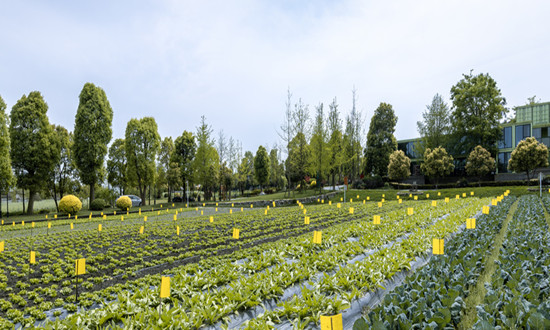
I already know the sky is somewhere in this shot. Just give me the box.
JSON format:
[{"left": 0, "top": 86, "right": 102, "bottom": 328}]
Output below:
[{"left": 1, "top": 0, "right": 549, "bottom": 155}]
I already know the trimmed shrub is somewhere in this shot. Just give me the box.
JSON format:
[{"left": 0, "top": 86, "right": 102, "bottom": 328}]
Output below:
[
  {"left": 90, "top": 199, "right": 105, "bottom": 211},
  {"left": 58, "top": 195, "right": 82, "bottom": 215},
  {"left": 116, "top": 196, "right": 132, "bottom": 210}
]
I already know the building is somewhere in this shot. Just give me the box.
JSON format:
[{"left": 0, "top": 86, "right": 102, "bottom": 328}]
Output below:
[{"left": 397, "top": 102, "right": 550, "bottom": 179}]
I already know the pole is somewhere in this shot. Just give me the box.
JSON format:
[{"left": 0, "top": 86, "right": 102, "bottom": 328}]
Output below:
[
  {"left": 540, "top": 171, "right": 543, "bottom": 198},
  {"left": 186, "top": 180, "right": 189, "bottom": 207}
]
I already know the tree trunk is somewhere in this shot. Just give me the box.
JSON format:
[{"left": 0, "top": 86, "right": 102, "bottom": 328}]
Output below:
[
  {"left": 27, "top": 189, "right": 35, "bottom": 215},
  {"left": 0, "top": 189, "right": 2, "bottom": 218},
  {"left": 89, "top": 184, "right": 95, "bottom": 209},
  {"left": 22, "top": 189, "right": 25, "bottom": 214}
]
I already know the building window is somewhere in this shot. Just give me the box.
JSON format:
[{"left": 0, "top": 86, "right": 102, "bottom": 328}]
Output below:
[
  {"left": 499, "top": 127, "right": 512, "bottom": 149},
  {"left": 515, "top": 124, "right": 531, "bottom": 147},
  {"left": 498, "top": 152, "right": 511, "bottom": 173},
  {"left": 533, "top": 126, "right": 550, "bottom": 148}
]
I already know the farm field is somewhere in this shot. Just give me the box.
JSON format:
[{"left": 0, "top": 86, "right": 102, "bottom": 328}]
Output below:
[{"left": 0, "top": 190, "right": 545, "bottom": 329}]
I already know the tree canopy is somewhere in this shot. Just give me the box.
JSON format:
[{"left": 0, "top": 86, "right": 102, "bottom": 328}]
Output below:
[
  {"left": 450, "top": 71, "right": 507, "bottom": 156},
  {"left": 125, "top": 117, "right": 161, "bottom": 203},
  {"left": 73, "top": 83, "right": 113, "bottom": 206},
  {"left": 107, "top": 138, "right": 126, "bottom": 195},
  {"left": 254, "top": 145, "right": 270, "bottom": 189},
  {"left": 10, "top": 91, "right": 58, "bottom": 214},
  {"left": 365, "top": 102, "right": 397, "bottom": 177},
  {"left": 388, "top": 150, "right": 411, "bottom": 181},
  {"left": 417, "top": 93, "right": 451, "bottom": 155},
  {"left": 508, "top": 137, "right": 549, "bottom": 183},
  {"left": 0, "top": 95, "right": 14, "bottom": 217},
  {"left": 465, "top": 145, "right": 495, "bottom": 185},
  {"left": 420, "top": 147, "right": 454, "bottom": 188}
]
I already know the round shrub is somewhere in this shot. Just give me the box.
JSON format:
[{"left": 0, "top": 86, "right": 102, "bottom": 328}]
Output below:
[
  {"left": 90, "top": 199, "right": 105, "bottom": 211},
  {"left": 116, "top": 196, "right": 132, "bottom": 210},
  {"left": 58, "top": 195, "right": 82, "bottom": 215}
]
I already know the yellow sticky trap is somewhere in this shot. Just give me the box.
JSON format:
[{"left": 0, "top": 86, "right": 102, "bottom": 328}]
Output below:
[
  {"left": 241, "top": 207, "right": 243, "bottom": 212},
  {"left": 75, "top": 258, "right": 86, "bottom": 275},
  {"left": 172, "top": 203, "right": 175, "bottom": 207},
  {"left": 22, "top": 221, "right": 24, "bottom": 226},
  {"left": 491, "top": 199, "right": 497, "bottom": 206},
  {"left": 267, "top": 206, "right": 270, "bottom": 210},
  {"left": 273, "top": 202, "right": 276, "bottom": 207},
  {"left": 69, "top": 214, "right": 71, "bottom": 218},
  {"left": 317, "top": 199, "right": 320, "bottom": 203},
  {"left": 381, "top": 198, "right": 385, "bottom": 202},
  {"left": 304, "top": 216, "right": 310, "bottom": 224},
  {"left": 32, "top": 222, "right": 35, "bottom": 228},
  {"left": 54, "top": 214, "right": 57, "bottom": 219},
  {"left": 350, "top": 198, "right": 353, "bottom": 203},
  {"left": 216, "top": 203, "right": 218, "bottom": 207},
  {"left": 303, "top": 209, "right": 307, "bottom": 215},
  {"left": 1, "top": 219, "right": 3, "bottom": 225},
  {"left": 216, "top": 208, "right": 218, "bottom": 212},
  {"left": 30, "top": 251, "right": 36, "bottom": 264},
  {"left": 367, "top": 196, "right": 370, "bottom": 201},
  {"left": 160, "top": 276, "right": 170, "bottom": 298},
  {"left": 340, "top": 197, "right": 343, "bottom": 202},
  {"left": 456, "top": 195, "right": 460, "bottom": 199},
  {"left": 470, "top": 191, "right": 474, "bottom": 196},
  {"left": 230, "top": 209, "right": 233, "bottom": 214},
  {"left": 398, "top": 199, "right": 402, "bottom": 204},
  {"left": 75, "top": 215, "right": 78, "bottom": 220},
  {"left": 89, "top": 214, "right": 92, "bottom": 220},
  {"left": 195, "top": 207, "right": 198, "bottom": 211},
  {"left": 313, "top": 231, "right": 322, "bottom": 244},
  {"left": 407, "top": 208, "right": 414, "bottom": 216},
  {"left": 232, "top": 228, "right": 240, "bottom": 239},
  {"left": 101, "top": 212, "right": 103, "bottom": 216},
  {"left": 466, "top": 218, "right": 476, "bottom": 229},
  {"left": 173, "top": 215, "right": 177, "bottom": 221},
  {"left": 377, "top": 202, "right": 382, "bottom": 208},
  {"left": 0, "top": 241, "right": 4, "bottom": 252},
  {"left": 98, "top": 224, "right": 102, "bottom": 232},
  {"left": 337, "top": 203, "right": 341, "bottom": 208},
  {"left": 121, "top": 216, "right": 124, "bottom": 221},
  {"left": 139, "top": 226, "right": 144, "bottom": 234},
  {"left": 363, "top": 200, "right": 365, "bottom": 204},
  {"left": 482, "top": 205, "right": 490, "bottom": 214},
  {"left": 414, "top": 196, "right": 418, "bottom": 200},
  {"left": 426, "top": 194, "right": 430, "bottom": 198},
  {"left": 433, "top": 239, "right": 444, "bottom": 255},
  {"left": 48, "top": 222, "right": 51, "bottom": 229},
  {"left": 201, "top": 210, "right": 203, "bottom": 215},
  {"left": 409, "top": 194, "right": 412, "bottom": 198},
  {"left": 462, "top": 193, "right": 466, "bottom": 198},
  {"left": 373, "top": 215, "right": 381, "bottom": 224},
  {"left": 329, "top": 201, "right": 332, "bottom": 205},
  {"left": 250, "top": 204, "right": 253, "bottom": 208},
  {"left": 265, "top": 210, "right": 268, "bottom": 215},
  {"left": 144, "top": 216, "right": 148, "bottom": 222},
  {"left": 232, "top": 203, "right": 234, "bottom": 207},
  {"left": 438, "top": 192, "right": 441, "bottom": 196},
  {"left": 45, "top": 215, "right": 48, "bottom": 219},
  {"left": 382, "top": 194, "right": 385, "bottom": 198},
  {"left": 209, "top": 216, "right": 214, "bottom": 223},
  {"left": 176, "top": 226, "right": 180, "bottom": 235},
  {"left": 157, "top": 211, "right": 160, "bottom": 216},
  {"left": 320, "top": 314, "right": 343, "bottom": 330},
  {"left": 357, "top": 195, "right": 359, "bottom": 199},
  {"left": 432, "top": 200, "right": 437, "bottom": 207},
  {"left": 12, "top": 222, "right": 14, "bottom": 226},
  {"left": 102, "top": 215, "right": 106, "bottom": 220},
  {"left": 445, "top": 197, "right": 449, "bottom": 203},
  {"left": 114, "top": 211, "right": 116, "bottom": 215},
  {"left": 349, "top": 207, "right": 354, "bottom": 214},
  {"left": 322, "top": 200, "right": 325, "bottom": 204},
  {"left": 70, "top": 223, "right": 74, "bottom": 230},
  {"left": 139, "top": 209, "right": 141, "bottom": 215}
]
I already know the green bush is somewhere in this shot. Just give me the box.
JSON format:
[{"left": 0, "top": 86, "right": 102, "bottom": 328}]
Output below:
[
  {"left": 116, "top": 196, "right": 132, "bottom": 210},
  {"left": 90, "top": 199, "right": 105, "bottom": 211},
  {"left": 58, "top": 195, "right": 82, "bottom": 215}
]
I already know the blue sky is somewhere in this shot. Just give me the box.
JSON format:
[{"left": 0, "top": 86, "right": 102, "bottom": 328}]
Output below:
[{"left": 1, "top": 0, "right": 549, "bottom": 154}]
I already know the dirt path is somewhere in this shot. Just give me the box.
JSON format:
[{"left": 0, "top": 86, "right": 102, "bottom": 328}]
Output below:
[{"left": 458, "top": 199, "right": 519, "bottom": 330}]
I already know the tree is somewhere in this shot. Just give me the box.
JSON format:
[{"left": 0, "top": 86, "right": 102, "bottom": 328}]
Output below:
[
  {"left": 125, "top": 117, "right": 161, "bottom": 204},
  {"left": 508, "top": 137, "right": 549, "bottom": 184},
  {"left": 193, "top": 116, "right": 219, "bottom": 201},
  {"left": 73, "top": 83, "right": 113, "bottom": 207},
  {"left": 10, "top": 91, "right": 58, "bottom": 214},
  {"left": 388, "top": 150, "right": 411, "bottom": 181},
  {"left": 310, "top": 103, "right": 328, "bottom": 193},
  {"left": 278, "top": 89, "right": 294, "bottom": 196},
  {"left": 343, "top": 88, "right": 363, "bottom": 181},
  {"left": 237, "top": 154, "right": 252, "bottom": 195},
  {"left": 107, "top": 138, "right": 126, "bottom": 195},
  {"left": 49, "top": 125, "right": 75, "bottom": 212},
  {"left": 269, "top": 147, "right": 284, "bottom": 189},
  {"left": 216, "top": 130, "right": 227, "bottom": 200},
  {"left": 365, "top": 102, "right": 398, "bottom": 177},
  {"left": 465, "top": 145, "right": 495, "bottom": 185},
  {"left": 172, "top": 131, "right": 196, "bottom": 200},
  {"left": 0, "top": 95, "right": 14, "bottom": 217},
  {"left": 416, "top": 93, "right": 451, "bottom": 154},
  {"left": 254, "top": 145, "right": 270, "bottom": 190},
  {"left": 420, "top": 147, "right": 454, "bottom": 188},
  {"left": 327, "top": 98, "right": 343, "bottom": 189},
  {"left": 450, "top": 71, "right": 507, "bottom": 156},
  {"left": 159, "top": 137, "right": 175, "bottom": 201},
  {"left": 288, "top": 132, "right": 311, "bottom": 191}
]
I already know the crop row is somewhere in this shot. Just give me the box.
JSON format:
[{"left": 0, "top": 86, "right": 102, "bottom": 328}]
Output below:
[
  {"left": 353, "top": 192, "right": 514, "bottom": 328},
  {"left": 0, "top": 199, "right": 415, "bottom": 326},
  {"left": 39, "top": 197, "right": 487, "bottom": 329},
  {"left": 474, "top": 195, "right": 550, "bottom": 328}
]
